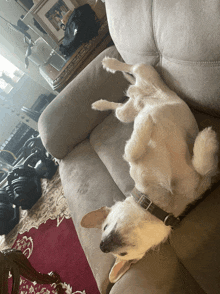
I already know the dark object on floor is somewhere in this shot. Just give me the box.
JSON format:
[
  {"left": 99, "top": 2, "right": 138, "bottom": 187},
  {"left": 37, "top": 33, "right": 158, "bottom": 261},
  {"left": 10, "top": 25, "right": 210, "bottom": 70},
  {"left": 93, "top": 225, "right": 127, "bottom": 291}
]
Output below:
[
  {"left": 0, "top": 249, "right": 65, "bottom": 294},
  {"left": 0, "top": 189, "right": 19, "bottom": 235},
  {"left": 6, "top": 165, "right": 42, "bottom": 210},
  {"left": 5, "top": 148, "right": 58, "bottom": 211},
  {"left": 59, "top": 4, "right": 101, "bottom": 57},
  {"left": 0, "top": 136, "right": 58, "bottom": 234},
  {"left": 17, "top": 134, "right": 45, "bottom": 160},
  {"left": 13, "top": 135, "right": 58, "bottom": 175},
  {"left": 23, "top": 148, "right": 58, "bottom": 179}
]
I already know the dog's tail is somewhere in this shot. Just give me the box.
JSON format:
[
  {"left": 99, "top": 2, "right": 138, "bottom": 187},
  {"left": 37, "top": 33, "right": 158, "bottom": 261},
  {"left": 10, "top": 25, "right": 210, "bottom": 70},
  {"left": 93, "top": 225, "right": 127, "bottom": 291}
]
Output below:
[
  {"left": 192, "top": 127, "right": 219, "bottom": 195},
  {"left": 192, "top": 127, "right": 219, "bottom": 176}
]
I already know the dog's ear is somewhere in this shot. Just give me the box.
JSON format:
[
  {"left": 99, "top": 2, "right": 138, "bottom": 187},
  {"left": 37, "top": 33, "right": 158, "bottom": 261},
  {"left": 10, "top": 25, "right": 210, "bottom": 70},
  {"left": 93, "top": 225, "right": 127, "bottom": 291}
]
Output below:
[
  {"left": 109, "top": 258, "right": 139, "bottom": 283},
  {"left": 80, "top": 206, "right": 110, "bottom": 228}
]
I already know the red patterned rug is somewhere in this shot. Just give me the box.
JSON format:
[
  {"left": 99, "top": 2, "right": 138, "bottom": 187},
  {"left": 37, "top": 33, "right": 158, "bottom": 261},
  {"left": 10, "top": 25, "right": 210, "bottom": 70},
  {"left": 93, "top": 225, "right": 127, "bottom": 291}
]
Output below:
[{"left": 0, "top": 171, "right": 100, "bottom": 294}]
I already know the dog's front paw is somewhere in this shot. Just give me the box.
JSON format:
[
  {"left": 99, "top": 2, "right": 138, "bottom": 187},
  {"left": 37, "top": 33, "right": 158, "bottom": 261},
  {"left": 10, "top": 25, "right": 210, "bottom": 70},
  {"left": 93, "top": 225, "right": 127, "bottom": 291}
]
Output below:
[
  {"left": 92, "top": 99, "right": 109, "bottom": 111},
  {"left": 102, "top": 57, "right": 117, "bottom": 74}
]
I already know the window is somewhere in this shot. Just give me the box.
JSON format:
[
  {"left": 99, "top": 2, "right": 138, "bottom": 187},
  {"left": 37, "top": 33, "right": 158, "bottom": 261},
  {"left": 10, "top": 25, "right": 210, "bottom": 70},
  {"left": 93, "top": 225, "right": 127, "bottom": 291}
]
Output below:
[{"left": 0, "top": 55, "right": 24, "bottom": 94}]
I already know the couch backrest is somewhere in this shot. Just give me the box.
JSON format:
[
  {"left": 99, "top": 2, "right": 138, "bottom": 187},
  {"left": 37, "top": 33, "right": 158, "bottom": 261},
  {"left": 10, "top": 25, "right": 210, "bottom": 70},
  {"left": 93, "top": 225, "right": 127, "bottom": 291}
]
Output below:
[{"left": 105, "top": 0, "right": 220, "bottom": 117}]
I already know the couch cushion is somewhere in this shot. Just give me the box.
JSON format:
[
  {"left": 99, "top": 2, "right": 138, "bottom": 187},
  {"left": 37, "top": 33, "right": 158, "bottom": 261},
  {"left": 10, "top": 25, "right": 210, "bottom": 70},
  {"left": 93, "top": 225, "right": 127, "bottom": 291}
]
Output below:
[
  {"left": 158, "top": 56, "right": 220, "bottom": 117},
  {"left": 59, "top": 139, "right": 206, "bottom": 294},
  {"left": 170, "top": 184, "right": 220, "bottom": 294},
  {"left": 39, "top": 46, "right": 129, "bottom": 159},
  {"left": 192, "top": 108, "right": 220, "bottom": 164},
  {"left": 90, "top": 113, "right": 134, "bottom": 197},
  {"left": 105, "top": 0, "right": 159, "bottom": 65},
  {"left": 90, "top": 107, "right": 220, "bottom": 197},
  {"left": 109, "top": 242, "right": 205, "bottom": 294},
  {"left": 153, "top": 0, "right": 220, "bottom": 62},
  {"left": 90, "top": 103, "right": 220, "bottom": 293},
  {"left": 105, "top": 0, "right": 220, "bottom": 116},
  {"left": 59, "top": 139, "right": 125, "bottom": 294},
  {"left": 171, "top": 106, "right": 220, "bottom": 294}
]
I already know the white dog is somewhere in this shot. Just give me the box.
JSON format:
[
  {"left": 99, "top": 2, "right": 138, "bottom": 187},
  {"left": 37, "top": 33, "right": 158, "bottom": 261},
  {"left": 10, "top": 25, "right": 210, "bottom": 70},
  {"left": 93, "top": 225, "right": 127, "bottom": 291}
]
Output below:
[{"left": 81, "top": 57, "right": 219, "bottom": 283}]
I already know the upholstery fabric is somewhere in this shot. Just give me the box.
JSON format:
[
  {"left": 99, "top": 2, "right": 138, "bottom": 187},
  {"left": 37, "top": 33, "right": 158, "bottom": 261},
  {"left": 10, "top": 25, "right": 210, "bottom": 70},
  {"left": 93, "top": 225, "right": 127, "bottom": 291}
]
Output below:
[
  {"left": 90, "top": 112, "right": 220, "bottom": 293},
  {"left": 109, "top": 242, "right": 205, "bottom": 294},
  {"left": 58, "top": 140, "right": 125, "bottom": 294},
  {"left": 89, "top": 108, "right": 220, "bottom": 293},
  {"left": 90, "top": 113, "right": 134, "bottom": 197},
  {"left": 105, "top": 0, "right": 220, "bottom": 116},
  {"left": 105, "top": 0, "right": 159, "bottom": 65},
  {"left": 170, "top": 185, "right": 220, "bottom": 294},
  {"left": 59, "top": 111, "right": 220, "bottom": 293},
  {"left": 39, "top": 1, "right": 220, "bottom": 293},
  {"left": 38, "top": 46, "right": 129, "bottom": 159}
]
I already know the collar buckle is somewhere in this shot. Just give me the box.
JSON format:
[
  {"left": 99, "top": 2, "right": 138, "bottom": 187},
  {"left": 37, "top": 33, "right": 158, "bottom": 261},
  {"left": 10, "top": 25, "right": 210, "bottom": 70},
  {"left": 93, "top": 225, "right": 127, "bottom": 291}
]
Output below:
[
  {"left": 164, "top": 213, "right": 180, "bottom": 228},
  {"left": 137, "top": 195, "right": 152, "bottom": 211},
  {"left": 131, "top": 187, "right": 181, "bottom": 228}
]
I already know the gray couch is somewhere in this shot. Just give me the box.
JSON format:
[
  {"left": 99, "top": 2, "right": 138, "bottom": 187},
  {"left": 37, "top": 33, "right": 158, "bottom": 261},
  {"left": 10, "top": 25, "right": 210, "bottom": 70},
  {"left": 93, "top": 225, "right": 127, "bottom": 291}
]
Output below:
[{"left": 38, "top": 1, "right": 220, "bottom": 293}]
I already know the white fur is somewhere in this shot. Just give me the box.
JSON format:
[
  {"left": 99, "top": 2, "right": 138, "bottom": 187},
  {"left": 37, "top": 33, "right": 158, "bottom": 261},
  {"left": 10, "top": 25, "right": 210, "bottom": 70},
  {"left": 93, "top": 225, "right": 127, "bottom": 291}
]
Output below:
[
  {"left": 102, "top": 197, "right": 171, "bottom": 261},
  {"left": 82, "top": 57, "right": 219, "bottom": 283}
]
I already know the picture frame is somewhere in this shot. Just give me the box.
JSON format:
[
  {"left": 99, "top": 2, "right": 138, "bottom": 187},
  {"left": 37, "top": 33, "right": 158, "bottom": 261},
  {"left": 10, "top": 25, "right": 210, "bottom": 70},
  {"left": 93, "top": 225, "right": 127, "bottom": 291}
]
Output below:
[{"left": 31, "top": 0, "right": 79, "bottom": 44}]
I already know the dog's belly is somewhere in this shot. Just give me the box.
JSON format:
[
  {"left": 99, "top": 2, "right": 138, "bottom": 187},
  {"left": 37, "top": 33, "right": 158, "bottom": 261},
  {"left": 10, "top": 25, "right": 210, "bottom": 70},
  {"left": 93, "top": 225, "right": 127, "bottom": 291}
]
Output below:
[
  {"left": 130, "top": 101, "right": 200, "bottom": 215},
  {"left": 140, "top": 100, "right": 199, "bottom": 141}
]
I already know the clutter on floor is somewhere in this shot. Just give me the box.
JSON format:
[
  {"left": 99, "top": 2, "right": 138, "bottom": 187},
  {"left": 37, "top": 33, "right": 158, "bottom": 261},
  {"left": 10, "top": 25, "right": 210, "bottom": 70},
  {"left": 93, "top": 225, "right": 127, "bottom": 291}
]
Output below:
[
  {"left": 0, "top": 135, "right": 58, "bottom": 235},
  {"left": 0, "top": 171, "right": 100, "bottom": 294}
]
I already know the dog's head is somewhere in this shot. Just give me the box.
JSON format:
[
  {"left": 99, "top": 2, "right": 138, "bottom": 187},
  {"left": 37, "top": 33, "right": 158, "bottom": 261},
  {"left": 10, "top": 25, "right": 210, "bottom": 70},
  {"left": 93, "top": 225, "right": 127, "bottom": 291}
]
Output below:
[{"left": 81, "top": 196, "right": 171, "bottom": 283}]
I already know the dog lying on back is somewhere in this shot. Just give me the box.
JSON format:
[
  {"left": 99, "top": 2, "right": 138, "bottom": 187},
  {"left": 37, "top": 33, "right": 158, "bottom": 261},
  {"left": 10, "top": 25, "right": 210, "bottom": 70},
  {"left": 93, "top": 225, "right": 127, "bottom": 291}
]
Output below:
[{"left": 81, "top": 57, "right": 219, "bottom": 283}]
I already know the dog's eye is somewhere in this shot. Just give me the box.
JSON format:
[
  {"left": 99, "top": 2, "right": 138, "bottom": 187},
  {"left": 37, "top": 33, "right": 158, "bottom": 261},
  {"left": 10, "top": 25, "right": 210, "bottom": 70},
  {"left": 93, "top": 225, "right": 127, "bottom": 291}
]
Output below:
[
  {"left": 119, "top": 252, "right": 127, "bottom": 256},
  {"left": 104, "top": 225, "right": 108, "bottom": 231}
]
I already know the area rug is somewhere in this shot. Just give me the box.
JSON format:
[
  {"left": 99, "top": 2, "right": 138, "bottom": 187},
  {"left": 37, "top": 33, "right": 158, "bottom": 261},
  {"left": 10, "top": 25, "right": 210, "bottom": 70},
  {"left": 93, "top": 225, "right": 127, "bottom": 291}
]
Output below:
[{"left": 0, "top": 170, "right": 100, "bottom": 294}]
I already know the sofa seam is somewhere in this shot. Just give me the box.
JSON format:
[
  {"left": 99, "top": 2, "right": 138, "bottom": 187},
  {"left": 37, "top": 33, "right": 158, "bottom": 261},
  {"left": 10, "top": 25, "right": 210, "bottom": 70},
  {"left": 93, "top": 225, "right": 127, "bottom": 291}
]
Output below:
[
  {"left": 115, "top": 45, "right": 159, "bottom": 58},
  {"left": 167, "top": 239, "right": 206, "bottom": 293},
  {"left": 162, "top": 55, "right": 220, "bottom": 67},
  {"left": 178, "top": 259, "right": 206, "bottom": 293},
  {"left": 151, "top": 0, "right": 161, "bottom": 58}
]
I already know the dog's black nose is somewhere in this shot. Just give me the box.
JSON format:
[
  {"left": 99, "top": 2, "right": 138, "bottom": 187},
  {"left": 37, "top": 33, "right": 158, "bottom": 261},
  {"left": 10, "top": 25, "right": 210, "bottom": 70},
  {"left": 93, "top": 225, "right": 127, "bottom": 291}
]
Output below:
[
  {"left": 100, "top": 240, "right": 111, "bottom": 253},
  {"left": 100, "top": 231, "right": 124, "bottom": 253}
]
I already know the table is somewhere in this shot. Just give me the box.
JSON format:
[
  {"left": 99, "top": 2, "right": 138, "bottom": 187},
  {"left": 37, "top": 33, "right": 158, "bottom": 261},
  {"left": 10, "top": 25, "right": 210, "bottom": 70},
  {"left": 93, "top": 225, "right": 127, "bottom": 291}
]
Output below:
[{"left": 39, "top": 19, "right": 112, "bottom": 92}]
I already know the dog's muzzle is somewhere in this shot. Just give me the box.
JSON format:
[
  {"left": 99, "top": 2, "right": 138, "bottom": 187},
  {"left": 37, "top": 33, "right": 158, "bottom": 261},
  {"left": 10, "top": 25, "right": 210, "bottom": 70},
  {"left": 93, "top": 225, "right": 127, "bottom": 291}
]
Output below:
[
  {"left": 100, "top": 230, "right": 124, "bottom": 253},
  {"left": 100, "top": 240, "right": 111, "bottom": 253},
  {"left": 131, "top": 187, "right": 180, "bottom": 228}
]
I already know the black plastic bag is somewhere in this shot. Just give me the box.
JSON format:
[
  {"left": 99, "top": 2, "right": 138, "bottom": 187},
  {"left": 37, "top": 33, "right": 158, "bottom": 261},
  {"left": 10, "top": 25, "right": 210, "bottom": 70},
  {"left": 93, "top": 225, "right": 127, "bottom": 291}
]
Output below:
[{"left": 59, "top": 4, "right": 100, "bottom": 57}]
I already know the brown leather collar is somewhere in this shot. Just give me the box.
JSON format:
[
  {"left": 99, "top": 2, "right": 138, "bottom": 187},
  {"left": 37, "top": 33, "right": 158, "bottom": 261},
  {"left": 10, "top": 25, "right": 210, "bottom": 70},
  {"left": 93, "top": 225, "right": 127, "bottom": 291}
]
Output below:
[{"left": 131, "top": 187, "right": 180, "bottom": 228}]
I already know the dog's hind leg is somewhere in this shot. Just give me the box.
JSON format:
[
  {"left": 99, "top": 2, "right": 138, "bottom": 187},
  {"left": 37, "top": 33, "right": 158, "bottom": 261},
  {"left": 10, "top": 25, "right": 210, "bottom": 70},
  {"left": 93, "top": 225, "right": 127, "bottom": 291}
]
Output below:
[{"left": 115, "top": 98, "right": 138, "bottom": 122}]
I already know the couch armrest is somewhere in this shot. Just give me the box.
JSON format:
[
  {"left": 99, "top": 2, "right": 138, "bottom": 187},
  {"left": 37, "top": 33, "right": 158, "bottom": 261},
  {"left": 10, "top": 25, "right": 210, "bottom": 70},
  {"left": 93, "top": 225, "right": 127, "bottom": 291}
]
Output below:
[{"left": 38, "top": 46, "right": 129, "bottom": 159}]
